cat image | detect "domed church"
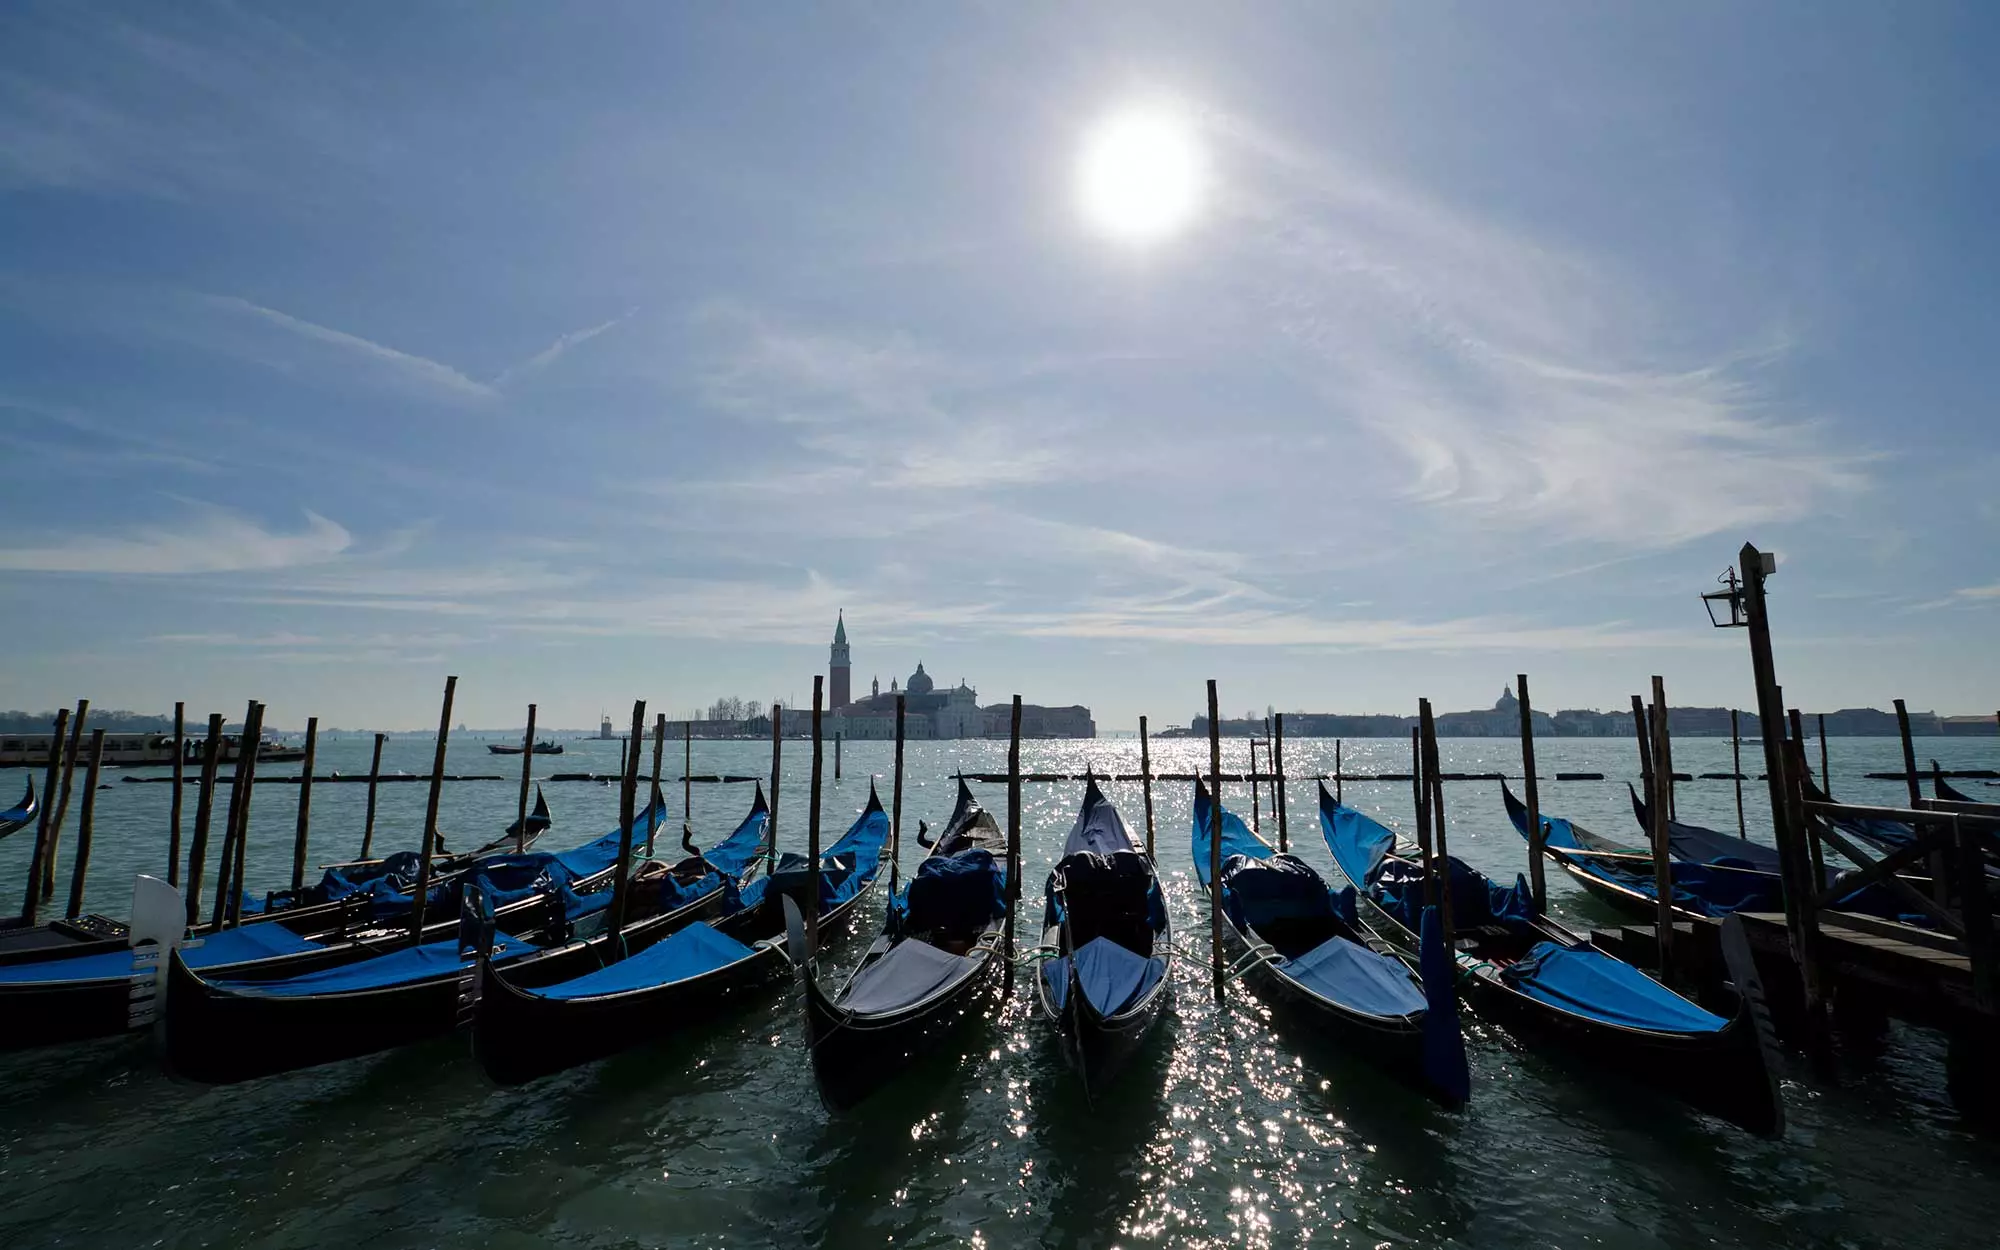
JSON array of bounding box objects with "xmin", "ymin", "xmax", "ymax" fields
[{"xmin": 819, "ymin": 617, "xmax": 1091, "ymax": 740}]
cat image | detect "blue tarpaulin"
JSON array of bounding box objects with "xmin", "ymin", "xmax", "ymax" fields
[
  {"xmin": 1043, "ymin": 935, "xmax": 1165, "ymax": 1017},
  {"xmin": 1220, "ymin": 854, "xmax": 1358, "ymax": 931},
  {"xmin": 1318, "ymin": 789, "xmax": 1395, "ymax": 890},
  {"xmin": 1501, "ymin": 941, "xmax": 1728, "ymax": 1034},
  {"xmin": 527, "ymin": 921, "xmax": 760, "ymax": 1000},
  {"xmin": 900, "ymin": 848, "xmax": 1005, "ymax": 933},
  {"xmin": 208, "ymin": 933, "xmax": 539, "ymax": 997},
  {"xmin": 1191, "ymin": 783, "xmax": 1272, "ymax": 887},
  {"xmin": 1281, "ymin": 936, "xmax": 1426, "ymax": 1019},
  {"xmin": 0, "ymin": 922, "xmax": 323, "ymax": 986}
]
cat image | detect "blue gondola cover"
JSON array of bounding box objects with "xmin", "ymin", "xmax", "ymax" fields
[
  {"xmin": 528, "ymin": 921, "xmax": 759, "ymax": 1000},
  {"xmin": 1501, "ymin": 941, "xmax": 1728, "ymax": 1034},
  {"xmin": 1280, "ymin": 936, "xmax": 1426, "ymax": 1019},
  {"xmin": 1043, "ymin": 935, "xmax": 1164, "ymax": 1016},
  {"xmin": 899, "ymin": 849, "xmax": 1005, "ymax": 934},
  {"xmin": 209, "ymin": 932, "xmax": 539, "ymax": 997}
]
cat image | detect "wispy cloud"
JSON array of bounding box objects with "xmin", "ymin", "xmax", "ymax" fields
[
  {"xmin": 0, "ymin": 504, "xmax": 351, "ymax": 575},
  {"xmin": 1212, "ymin": 113, "xmax": 1873, "ymax": 549},
  {"xmin": 208, "ymin": 296, "xmax": 497, "ymax": 400},
  {"xmin": 493, "ymin": 312, "xmax": 632, "ymax": 386}
]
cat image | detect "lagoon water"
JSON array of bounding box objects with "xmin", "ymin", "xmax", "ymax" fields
[{"xmin": 2, "ymin": 732, "xmax": 1998, "ymax": 1249}]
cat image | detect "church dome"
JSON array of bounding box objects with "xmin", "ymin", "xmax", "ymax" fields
[{"xmin": 907, "ymin": 663, "xmax": 934, "ymax": 696}]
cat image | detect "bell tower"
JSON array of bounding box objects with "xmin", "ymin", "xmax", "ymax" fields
[{"xmin": 829, "ymin": 611, "xmax": 852, "ymax": 708}]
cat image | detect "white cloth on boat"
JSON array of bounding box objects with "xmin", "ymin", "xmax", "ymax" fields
[
  {"xmin": 837, "ymin": 937, "xmax": 980, "ymax": 1015},
  {"xmin": 1062, "ymin": 800, "xmax": 1136, "ymax": 859}
]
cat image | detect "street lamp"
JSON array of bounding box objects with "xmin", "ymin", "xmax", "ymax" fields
[{"xmin": 1701, "ymin": 552, "xmax": 1775, "ymax": 629}]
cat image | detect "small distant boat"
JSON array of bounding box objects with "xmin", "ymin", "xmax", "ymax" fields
[
  {"xmin": 489, "ymin": 740, "xmax": 565, "ymax": 756},
  {"xmin": 1032, "ymin": 775, "xmax": 1173, "ymax": 1100},
  {"xmin": 476, "ymin": 785, "xmax": 888, "ymax": 1084},
  {"xmin": 794, "ymin": 778, "xmax": 1010, "ymax": 1111},
  {"xmin": 1323, "ymin": 784, "xmax": 1783, "ymax": 1137},
  {"xmin": 1195, "ymin": 781, "xmax": 1466, "ymax": 1105},
  {"xmin": 0, "ymin": 778, "xmax": 36, "ymax": 841}
]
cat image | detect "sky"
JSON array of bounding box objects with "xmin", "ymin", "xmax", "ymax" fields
[{"xmin": 2, "ymin": 2, "xmax": 1997, "ymax": 731}]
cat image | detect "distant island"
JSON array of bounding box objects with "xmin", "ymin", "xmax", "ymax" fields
[{"xmin": 1175, "ymin": 687, "xmax": 1999, "ymax": 739}]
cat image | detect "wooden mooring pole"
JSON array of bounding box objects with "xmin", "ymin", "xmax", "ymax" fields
[
  {"xmin": 212, "ymin": 701, "xmax": 261, "ymax": 930},
  {"xmin": 1818, "ymin": 713, "xmax": 1832, "ymax": 800},
  {"xmin": 1139, "ymin": 716, "xmax": 1156, "ymax": 860},
  {"xmin": 182, "ymin": 715, "xmax": 223, "ymax": 927},
  {"xmin": 1629, "ymin": 695, "xmax": 1653, "ymax": 811},
  {"xmin": 684, "ymin": 721, "xmax": 693, "ymax": 832},
  {"xmin": 834, "ymin": 731, "xmax": 842, "ymax": 782},
  {"xmin": 767, "ymin": 704, "xmax": 782, "ymax": 875},
  {"xmin": 647, "ymin": 713, "xmax": 665, "ymax": 857},
  {"xmin": 359, "ymin": 732, "xmax": 386, "ymax": 859},
  {"xmin": 289, "ymin": 717, "xmax": 319, "ymax": 892},
  {"xmin": 1206, "ymin": 680, "xmax": 1224, "ymax": 1005},
  {"xmin": 1005, "ymin": 695, "xmax": 1022, "ymax": 977},
  {"xmin": 1517, "ymin": 674, "xmax": 1546, "ymax": 913},
  {"xmin": 1248, "ymin": 738, "xmax": 1261, "ymax": 834},
  {"xmin": 1412, "ymin": 727, "xmax": 1437, "ymax": 912},
  {"xmin": 1420, "ymin": 700, "xmax": 1455, "ymax": 947},
  {"xmin": 1790, "ymin": 709, "xmax": 1827, "ymax": 884},
  {"xmin": 1651, "ymin": 676, "xmax": 1676, "ymax": 819},
  {"xmin": 516, "ymin": 704, "xmax": 538, "ymax": 854},
  {"xmin": 1648, "ymin": 699, "xmax": 1675, "ymax": 978},
  {"xmin": 42, "ymin": 699, "xmax": 89, "ymax": 901},
  {"xmin": 807, "ymin": 677, "xmax": 824, "ymax": 956},
  {"xmin": 406, "ymin": 678, "xmax": 457, "ymax": 940},
  {"xmin": 19, "ymin": 707, "xmax": 69, "ymax": 927},
  {"xmin": 890, "ymin": 694, "xmax": 906, "ymax": 895},
  {"xmin": 1334, "ymin": 739, "xmax": 1343, "ymax": 804},
  {"xmin": 607, "ymin": 700, "xmax": 645, "ymax": 944},
  {"xmin": 1731, "ymin": 709, "xmax": 1746, "ymax": 838},
  {"xmin": 64, "ymin": 728, "xmax": 107, "ymax": 919},
  {"xmin": 168, "ymin": 702, "xmax": 186, "ymax": 887},
  {"xmin": 1273, "ymin": 712, "xmax": 1289, "ymax": 855}
]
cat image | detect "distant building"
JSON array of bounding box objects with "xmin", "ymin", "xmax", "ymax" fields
[
  {"xmin": 829, "ymin": 612, "xmax": 852, "ymax": 710},
  {"xmin": 822, "ymin": 617, "xmax": 1092, "ymax": 739}
]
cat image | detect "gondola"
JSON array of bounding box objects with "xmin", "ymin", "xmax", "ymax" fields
[
  {"xmin": 0, "ymin": 789, "xmax": 654, "ymax": 1054},
  {"xmin": 1504, "ymin": 782, "xmax": 1891, "ymax": 921},
  {"xmin": 1193, "ymin": 782, "xmax": 1467, "ymax": 1105},
  {"xmin": 489, "ymin": 740, "xmax": 564, "ymax": 756},
  {"xmin": 0, "ymin": 777, "xmax": 36, "ymax": 840},
  {"xmin": 1323, "ymin": 785, "xmax": 1784, "ymax": 1137},
  {"xmin": 0, "ymin": 787, "xmax": 555, "ymax": 983},
  {"xmin": 1933, "ymin": 762, "xmax": 2000, "ymax": 811},
  {"xmin": 792, "ymin": 778, "xmax": 1009, "ymax": 1112},
  {"xmin": 1030, "ymin": 775, "xmax": 1173, "ymax": 1100},
  {"xmin": 476, "ymin": 785, "xmax": 890, "ymax": 1085},
  {"xmin": 166, "ymin": 786, "xmax": 764, "ymax": 1083}
]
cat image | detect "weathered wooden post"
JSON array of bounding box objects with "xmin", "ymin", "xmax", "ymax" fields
[
  {"xmin": 1420, "ymin": 700, "xmax": 1455, "ymax": 946},
  {"xmin": 1739, "ymin": 542, "xmax": 1822, "ymax": 1021},
  {"xmin": 1893, "ymin": 699, "xmax": 1922, "ymax": 805},
  {"xmin": 1138, "ymin": 715, "xmax": 1156, "ymax": 860},
  {"xmin": 1648, "ymin": 699, "xmax": 1676, "ymax": 977},
  {"xmin": 42, "ymin": 699, "xmax": 89, "ymax": 901},
  {"xmin": 1818, "ymin": 713, "xmax": 1832, "ymax": 800},
  {"xmin": 647, "ymin": 713, "xmax": 665, "ymax": 856},
  {"xmin": 1334, "ymin": 739, "xmax": 1343, "ymax": 804},
  {"xmin": 683, "ymin": 721, "xmax": 693, "ymax": 830},
  {"xmin": 406, "ymin": 677, "xmax": 457, "ymax": 940},
  {"xmin": 1731, "ymin": 709, "xmax": 1746, "ymax": 838},
  {"xmin": 168, "ymin": 701, "xmax": 186, "ymax": 886},
  {"xmin": 515, "ymin": 704, "xmax": 538, "ymax": 854},
  {"xmin": 807, "ymin": 676, "xmax": 824, "ymax": 955},
  {"xmin": 211, "ymin": 700, "xmax": 260, "ymax": 929},
  {"xmin": 767, "ymin": 704, "xmax": 783, "ymax": 875},
  {"xmin": 1651, "ymin": 676, "xmax": 1676, "ymax": 819},
  {"xmin": 1412, "ymin": 726, "xmax": 1437, "ymax": 911},
  {"xmin": 225, "ymin": 702, "xmax": 267, "ymax": 927},
  {"xmin": 1248, "ymin": 738, "xmax": 1261, "ymax": 834},
  {"xmin": 1629, "ymin": 695, "xmax": 1654, "ymax": 809},
  {"xmin": 891, "ymin": 694, "xmax": 906, "ymax": 895},
  {"xmin": 607, "ymin": 699, "xmax": 645, "ymax": 943},
  {"xmin": 19, "ymin": 707, "xmax": 69, "ymax": 926},
  {"xmin": 359, "ymin": 732, "xmax": 386, "ymax": 858},
  {"xmin": 182, "ymin": 714, "xmax": 224, "ymax": 927},
  {"xmin": 1517, "ymin": 674, "xmax": 1546, "ymax": 912},
  {"xmin": 289, "ymin": 717, "xmax": 319, "ymax": 892},
  {"xmin": 64, "ymin": 728, "xmax": 107, "ymax": 919},
  {"xmin": 1005, "ymin": 695, "xmax": 1023, "ymax": 972},
  {"xmin": 1789, "ymin": 709, "xmax": 1827, "ymax": 884},
  {"xmin": 834, "ymin": 730, "xmax": 843, "ymax": 782},
  {"xmin": 1893, "ymin": 698, "xmax": 1950, "ymax": 906},
  {"xmin": 1273, "ymin": 712, "xmax": 1290, "ymax": 854},
  {"xmin": 1206, "ymin": 680, "xmax": 1224, "ymax": 1004}
]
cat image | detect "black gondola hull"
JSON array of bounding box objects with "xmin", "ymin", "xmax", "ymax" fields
[{"xmin": 803, "ymin": 947, "xmax": 1002, "ymax": 1112}]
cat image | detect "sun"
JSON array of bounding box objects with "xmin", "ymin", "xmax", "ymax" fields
[{"xmin": 1076, "ymin": 107, "xmax": 1204, "ymax": 244}]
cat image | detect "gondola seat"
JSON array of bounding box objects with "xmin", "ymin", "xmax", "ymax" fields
[{"xmin": 1052, "ymin": 851, "xmax": 1160, "ymax": 957}]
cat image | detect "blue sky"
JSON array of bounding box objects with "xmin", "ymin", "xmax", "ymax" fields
[{"xmin": 2, "ymin": 2, "xmax": 1996, "ymax": 730}]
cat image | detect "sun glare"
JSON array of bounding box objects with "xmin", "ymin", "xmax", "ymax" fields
[{"xmin": 1077, "ymin": 107, "xmax": 1204, "ymax": 244}]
